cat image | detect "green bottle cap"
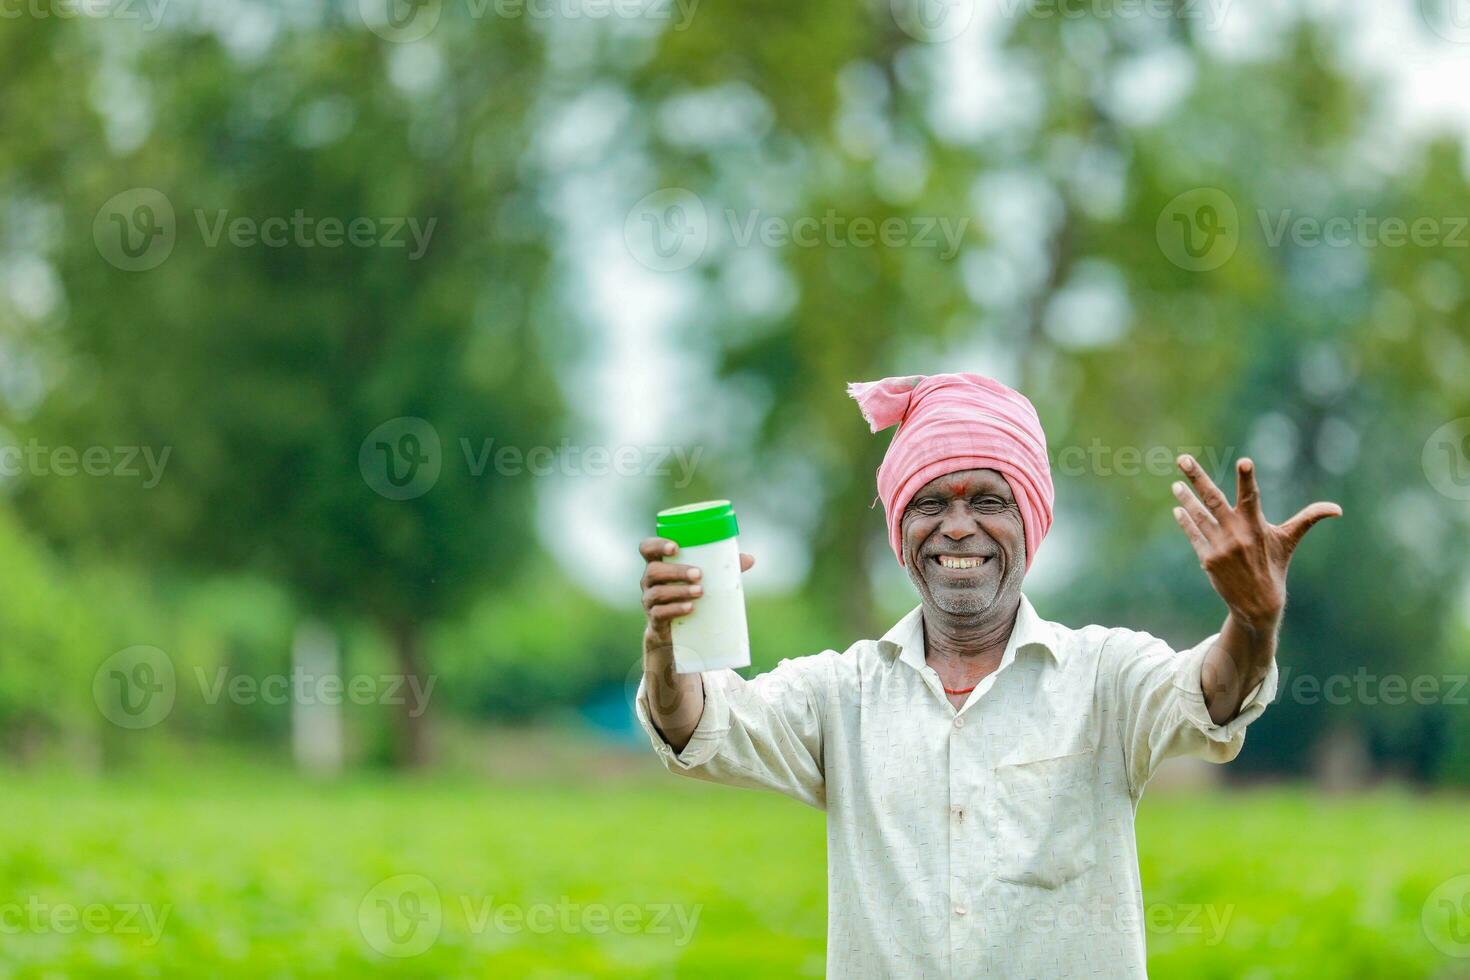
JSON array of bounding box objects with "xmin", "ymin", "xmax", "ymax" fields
[{"xmin": 656, "ymin": 500, "xmax": 740, "ymax": 548}]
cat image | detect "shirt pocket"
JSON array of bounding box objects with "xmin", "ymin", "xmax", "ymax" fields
[{"xmin": 990, "ymin": 747, "xmax": 1099, "ymax": 889}]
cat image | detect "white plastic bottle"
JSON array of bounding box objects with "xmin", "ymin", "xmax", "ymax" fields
[{"xmin": 656, "ymin": 500, "xmax": 751, "ymax": 674}]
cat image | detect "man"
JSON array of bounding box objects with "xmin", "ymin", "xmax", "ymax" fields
[{"xmin": 635, "ymin": 372, "xmax": 1340, "ymax": 977}]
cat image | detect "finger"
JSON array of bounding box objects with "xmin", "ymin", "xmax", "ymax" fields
[
  {"xmin": 1177, "ymin": 454, "xmax": 1235, "ymax": 523},
  {"xmin": 639, "ymin": 537, "xmax": 678, "ymax": 563},
  {"xmin": 1172, "ymin": 505, "xmax": 1211, "ymax": 562},
  {"xmin": 1278, "ymin": 501, "xmax": 1343, "ymax": 550},
  {"xmin": 1235, "ymin": 458, "xmax": 1263, "ymax": 523},
  {"xmin": 642, "ymin": 562, "xmax": 703, "ymax": 587},
  {"xmin": 642, "ymin": 583, "xmax": 703, "ymax": 610},
  {"xmin": 740, "ymin": 553, "xmax": 755, "ymax": 573},
  {"xmin": 647, "ymin": 601, "xmax": 695, "ymax": 623},
  {"xmin": 1172, "ymin": 479, "xmax": 1224, "ymax": 544}
]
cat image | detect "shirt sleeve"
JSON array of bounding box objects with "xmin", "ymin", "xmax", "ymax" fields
[
  {"xmin": 634, "ymin": 652, "xmax": 833, "ymax": 810},
  {"xmin": 1099, "ymin": 628, "xmax": 1278, "ymax": 798}
]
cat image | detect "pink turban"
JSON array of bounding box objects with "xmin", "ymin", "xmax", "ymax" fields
[{"xmin": 848, "ymin": 373, "xmax": 1054, "ymax": 569}]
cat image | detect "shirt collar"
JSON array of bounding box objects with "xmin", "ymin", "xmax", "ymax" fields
[{"xmin": 876, "ymin": 594, "xmax": 1057, "ymax": 670}]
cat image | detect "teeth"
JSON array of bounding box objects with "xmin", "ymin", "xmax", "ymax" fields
[{"xmin": 938, "ymin": 556, "xmax": 984, "ymax": 569}]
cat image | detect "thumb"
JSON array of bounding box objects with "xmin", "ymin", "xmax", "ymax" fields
[
  {"xmin": 1279, "ymin": 501, "xmax": 1342, "ymax": 550},
  {"xmin": 740, "ymin": 553, "xmax": 756, "ymax": 573}
]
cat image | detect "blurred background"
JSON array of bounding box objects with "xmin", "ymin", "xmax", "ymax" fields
[{"xmin": 1, "ymin": 0, "xmax": 1469, "ymax": 975}]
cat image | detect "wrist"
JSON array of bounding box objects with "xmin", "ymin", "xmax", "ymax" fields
[{"xmin": 1228, "ymin": 605, "xmax": 1282, "ymax": 635}]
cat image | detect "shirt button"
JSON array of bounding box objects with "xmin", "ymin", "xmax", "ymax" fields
[
  {"xmin": 953, "ymin": 905, "xmax": 968, "ymax": 916},
  {"xmin": 953, "ymin": 716, "xmax": 964, "ymax": 729}
]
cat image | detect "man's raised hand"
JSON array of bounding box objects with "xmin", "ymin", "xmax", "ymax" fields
[
  {"xmin": 639, "ymin": 537, "xmax": 754, "ymax": 659},
  {"xmin": 1170, "ymin": 454, "xmax": 1341, "ymax": 631}
]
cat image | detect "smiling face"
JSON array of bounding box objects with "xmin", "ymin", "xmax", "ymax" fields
[{"xmin": 900, "ymin": 467, "xmax": 1027, "ymax": 620}]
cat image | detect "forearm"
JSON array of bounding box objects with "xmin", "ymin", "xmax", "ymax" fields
[
  {"xmin": 1201, "ymin": 610, "xmax": 1280, "ymax": 725},
  {"xmin": 643, "ymin": 648, "xmax": 705, "ymax": 754}
]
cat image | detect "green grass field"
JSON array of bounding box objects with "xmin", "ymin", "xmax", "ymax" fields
[{"xmin": 0, "ymin": 761, "xmax": 1467, "ymax": 978}]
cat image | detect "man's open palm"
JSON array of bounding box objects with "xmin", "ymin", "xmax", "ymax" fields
[{"xmin": 1170, "ymin": 454, "xmax": 1342, "ymax": 630}]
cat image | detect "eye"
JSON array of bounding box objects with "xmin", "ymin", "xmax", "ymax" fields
[
  {"xmin": 973, "ymin": 495, "xmax": 1008, "ymax": 513},
  {"xmin": 913, "ymin": 498, "xmax": 944, "ymax": 516}
]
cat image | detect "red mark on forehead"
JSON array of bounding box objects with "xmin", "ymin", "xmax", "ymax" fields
[{"xmin": 945, "ymin": 479, "xmax": 975, "ymax": 497}]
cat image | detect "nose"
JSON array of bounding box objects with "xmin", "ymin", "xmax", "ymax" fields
[{"xmin": 940, "ymin": 504, "xmax": 974, "ymax": 541}]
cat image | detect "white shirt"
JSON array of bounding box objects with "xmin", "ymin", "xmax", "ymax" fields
[{"xmin": 635, "ymin": 595, "xmax": 1277, "ymax": 978}]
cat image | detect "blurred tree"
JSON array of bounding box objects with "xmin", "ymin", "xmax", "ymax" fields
[{"xmin": 2, "ymin": 14, "xmax": 565, "ymax": 765}]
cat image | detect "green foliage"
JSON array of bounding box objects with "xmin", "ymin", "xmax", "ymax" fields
[
  {"xmin": 0, "ymin": 770, "xmax": 1462, "ymax": 977},
  {"xmin": 0, "ymin": 506, "xmax": 102, "ymax": 745},
  {"xmin": 429, "ymin": 567, "xmax": 645, "ymax": 721}
]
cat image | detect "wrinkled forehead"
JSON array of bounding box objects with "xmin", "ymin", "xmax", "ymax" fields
[{"xmin": 910, "ymin": 467, "xmax": 1014, "ymax": 501}]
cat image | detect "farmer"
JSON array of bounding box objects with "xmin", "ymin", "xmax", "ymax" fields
[{"xmin": 635, "ymin": 373, "xmax": 1340, "ymax": 978}]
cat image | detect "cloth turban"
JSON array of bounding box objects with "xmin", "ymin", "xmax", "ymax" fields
[{"xmin": 848, "ymin": 373, "xmax": 1054, "ymax": 569}]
